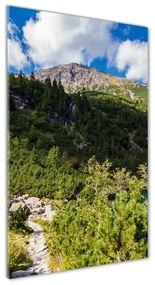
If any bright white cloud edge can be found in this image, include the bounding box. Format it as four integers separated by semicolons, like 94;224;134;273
8;38;29;70
8;21;29;70
8;11;148;83
115;40;148;83
22;11;118;68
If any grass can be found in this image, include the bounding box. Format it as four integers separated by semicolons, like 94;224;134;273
131;85;148;105
8;230;32;273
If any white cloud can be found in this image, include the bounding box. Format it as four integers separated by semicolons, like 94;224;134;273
115;40;148;83
8;20;29;71
8;13;148;84
8;38;28;70
8;20;20;40
22;11;118;69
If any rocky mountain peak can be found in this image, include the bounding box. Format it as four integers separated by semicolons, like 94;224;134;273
31;63;141;94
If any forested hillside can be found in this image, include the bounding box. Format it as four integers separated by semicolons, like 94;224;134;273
8;68;148;273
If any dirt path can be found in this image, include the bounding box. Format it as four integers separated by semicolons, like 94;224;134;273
11;216;51;278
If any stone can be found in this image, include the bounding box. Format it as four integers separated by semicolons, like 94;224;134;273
9;202;25;213
11;270;32;278
25;197;40;207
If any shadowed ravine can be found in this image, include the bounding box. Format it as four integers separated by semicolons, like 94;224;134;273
11;216;51;278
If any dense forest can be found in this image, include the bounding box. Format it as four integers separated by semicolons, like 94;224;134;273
8;71;148;273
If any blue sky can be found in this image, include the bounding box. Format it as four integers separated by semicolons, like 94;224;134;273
8;6;148;83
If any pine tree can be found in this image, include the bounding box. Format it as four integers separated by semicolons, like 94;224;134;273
49;158;147;270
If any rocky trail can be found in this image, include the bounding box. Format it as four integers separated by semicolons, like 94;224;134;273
9;196;54;278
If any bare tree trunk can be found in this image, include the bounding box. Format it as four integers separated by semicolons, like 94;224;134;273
117;250;121;262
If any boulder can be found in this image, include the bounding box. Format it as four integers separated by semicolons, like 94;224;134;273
25;197;40;208
9;202;25;213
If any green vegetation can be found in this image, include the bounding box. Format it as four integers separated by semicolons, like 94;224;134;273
9;205;31;231
8;71;148;271
8;230;32;273
49;159;147;270
8;193;33;274
34;159;148;271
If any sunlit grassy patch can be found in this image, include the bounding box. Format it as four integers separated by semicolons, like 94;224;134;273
8;230;32;273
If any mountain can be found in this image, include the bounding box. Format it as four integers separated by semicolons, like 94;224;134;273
8;63;148;274
31;63;147;100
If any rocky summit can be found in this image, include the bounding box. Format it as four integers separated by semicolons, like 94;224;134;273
31;63;142;94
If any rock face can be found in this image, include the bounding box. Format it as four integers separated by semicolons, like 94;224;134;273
9;91;34;111
128;90;136;100
30;63;139;93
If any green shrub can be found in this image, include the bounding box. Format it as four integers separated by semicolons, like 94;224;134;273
8;231;32;273
48;159;148;270
9;205;30;231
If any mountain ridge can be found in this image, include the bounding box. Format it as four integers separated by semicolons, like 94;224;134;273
29;63;145;95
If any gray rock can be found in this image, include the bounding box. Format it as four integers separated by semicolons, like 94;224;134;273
25;197;40;207
11;270;33;278
9;202;25;213
27;63;141;94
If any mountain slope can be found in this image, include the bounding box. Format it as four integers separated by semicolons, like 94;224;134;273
31;63;147;100
8;63;148;273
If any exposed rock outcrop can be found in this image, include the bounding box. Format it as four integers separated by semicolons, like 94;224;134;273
9;195;54;220
29;63;140;94
9;91;33;111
